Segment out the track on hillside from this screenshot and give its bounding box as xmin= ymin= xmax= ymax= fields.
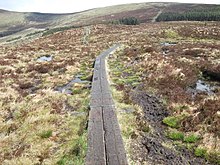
xmin=86 ymin=45 xmax=128 ymax=165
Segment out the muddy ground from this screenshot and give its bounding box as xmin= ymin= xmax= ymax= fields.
xmin=129 ymin=87 xmax=213 ymax=165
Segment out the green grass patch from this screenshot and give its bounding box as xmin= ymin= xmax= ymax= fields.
xmin=121 ymin=114 xmax=136 ymax=139
xmin=71 ymin=133 xmax=87 ymax=163
xmin=72 ymin=88 xmax=83 ymax=95
xmin=194 ymin=150 xmax=220 ymax=165
xmin=195 ymin=147 xmax=207 ymax=157
xmin=57 ymin=132 xmax=87 ymax=165
xmin=57 ymin=156 xmax=71 ymax=165
xmin=39 ymin=130 xmax=53 ymax=138
xmin=184 ymin=134 xmax=200 ymax=143
xmin=163 ymin=116 xmax=181 ymax=128
xmin=167 ymin=130 xmax=184 ymax=141
xmin=112 ymin=71 xmax=122 ymax=77
xmin=124 ymin=76 xmax=140 ymax=84
xmin=164 ymin=29 xmax=179 ymax=39
xmin=113 ymin=78 xmax=124 ymax=85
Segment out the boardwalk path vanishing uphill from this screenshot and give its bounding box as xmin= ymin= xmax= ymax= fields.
xmin=86 ymin=45 xmax=128 ymax=165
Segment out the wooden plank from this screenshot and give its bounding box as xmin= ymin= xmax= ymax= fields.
xmin=103 ymin=106 xmax=128 ymax=165
xmin=86 ymin=44 xmax=128 ymax=165
xmin=102 ymin=93 xmax=114 ymax=106
xmin=86 ymin=107 xmax=106 ymax=165
xmin=90 ymin=93 xmax=102 ymax=107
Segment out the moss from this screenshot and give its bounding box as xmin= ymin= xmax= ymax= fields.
xmin=167 ymin=130 xmax=184 ymax=141
xmin=163 ymin=116 xmax=180 ymax=128
xmin=79 ymin=73 xmax=92 ymax=81
xmin=184 ymin=134 xmax=200 ymax=143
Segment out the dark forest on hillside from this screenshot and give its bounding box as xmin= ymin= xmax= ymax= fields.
xmin=156 ymin=7 xmax=220 ymax=21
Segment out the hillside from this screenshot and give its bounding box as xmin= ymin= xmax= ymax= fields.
xmin=1 ymin=2 xmax=220 ymax=41
xmin=1 ymin=20 xmax=220 ymax=164
xmin=0 ymin=2 xmax=163 ymax=44
xmin=0 ymin=2 xmax=220 ymax=165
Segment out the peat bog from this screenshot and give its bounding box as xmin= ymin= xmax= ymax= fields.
xmin=0 ymin=21 xmax=219 ymax=164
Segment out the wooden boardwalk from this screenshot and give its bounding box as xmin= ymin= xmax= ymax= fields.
xmin=86 ymin=45 xmax=128 ymax=165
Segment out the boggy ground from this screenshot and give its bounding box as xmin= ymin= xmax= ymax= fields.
xmin=0 ymin=21 xmax=220 ymax=164
xmin=107 ymin=22 xmax=220 ymax=164
xmin=130 ymin=90 xmax=212 ymax=165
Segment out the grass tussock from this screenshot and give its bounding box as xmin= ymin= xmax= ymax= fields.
xmin=163 ymin=116 xmax=181 ymax=128
xmin=167 ymin=130 xmax=184 ymax=141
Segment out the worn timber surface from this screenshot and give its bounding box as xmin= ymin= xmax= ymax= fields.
xmin=86 ymin=45 xmax=128 ymax=165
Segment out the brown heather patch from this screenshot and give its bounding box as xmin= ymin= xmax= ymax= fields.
xmin=181 ymin=97 xmax=220 ymax=137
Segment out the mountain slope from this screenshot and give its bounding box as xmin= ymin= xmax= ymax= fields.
xmin=0 ymin=2 xmax=165 ymax=34
xmin=0 ymin=2 xmax=220 ymax=39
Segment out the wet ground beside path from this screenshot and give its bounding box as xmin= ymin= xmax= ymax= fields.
xmin=129 ymin=89 xmax=213 ymax=165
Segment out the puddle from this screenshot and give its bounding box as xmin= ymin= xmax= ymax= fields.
xmin=161 ymin=42 xmax=177 ymax=46
xmin=37 ymin=55 xmax=52 ymax=62
xmin=55 ymin=76 xmax=89 ymax=95
xmin=162 ymin=48 xmax=169 ymax=55
xmin=119 ymin=108 xmax=135 ymax=114
xmin=161 ymin=42 xmax=177 ymax=55
xmin=187 ymin=80 xmax=217 ymax=98
xmin=70 ymin=111 xmax=86 ymax=117
xmin=196 ymin=80 xmax=214 ymax=93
